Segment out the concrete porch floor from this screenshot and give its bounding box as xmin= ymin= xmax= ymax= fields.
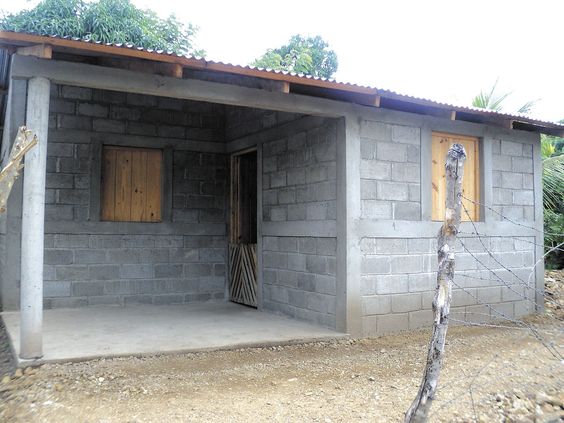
xmin=1 ymin=302 xmax=345 ymax=364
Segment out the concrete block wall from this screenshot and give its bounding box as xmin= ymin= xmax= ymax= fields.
xmin=36 ymin=85 xmax=229 ymax=308
xmin=225 ymin=106 xmax=303 ymax=141
xmin=262 ymin=236 xmax=337 ymax=328
xmin=356 ymin=110 xmax=541 ymax=336
xmin=260 ymin=118 xmax=338 ymax=328
xmin=172 ymin=151 xmax=228 ymax=224
xmin=360 ymin=236 xmax=536 ymax=336
xmin=491 ymin=138 xmax=535 ymax=221
xmin=360 ymin=120 xmax=421 ymax=220
xmin=262 ymin=119 xmax=337 ymax=223
xmin=43 ymin=233 xmax=226 ymax=308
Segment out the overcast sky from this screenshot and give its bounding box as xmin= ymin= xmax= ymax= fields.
xmin=5 ymin=0 xmax=563 ymax=122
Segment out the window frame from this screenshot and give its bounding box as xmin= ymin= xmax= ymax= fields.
xmin=431 ymin=131 xmax=481 ymax=222
xmin=89 ymin=138 xmax=173 ymax=223
xmin=420 ymin=122 xmax=486 ymax=223
xmin=100 ymin=145 xmax=163 ymax=223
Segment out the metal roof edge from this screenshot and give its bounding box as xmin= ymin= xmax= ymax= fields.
xmin=0 ymin=31 xmax=562 ymax=135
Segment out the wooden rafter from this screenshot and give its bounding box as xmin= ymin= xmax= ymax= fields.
xmin=16 ymin=43 xmax=52 ymax=59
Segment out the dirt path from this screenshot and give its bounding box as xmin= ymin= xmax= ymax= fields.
xmin=1 ymin=270 xmax=563 ymax=422
xmin=1 ymin=320 xmax=562 ymax=422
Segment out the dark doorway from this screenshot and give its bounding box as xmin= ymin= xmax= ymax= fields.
xmin=229 ymin=149 xmax=258 ymax=307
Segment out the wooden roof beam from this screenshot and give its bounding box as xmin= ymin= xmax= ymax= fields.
xmin=157 ymin=63 xmax=183 ymax=78
xmin=372 ymin=95 xmax=381 ymax=107
xmin=16 ymin=43 xmax=52 ymax=59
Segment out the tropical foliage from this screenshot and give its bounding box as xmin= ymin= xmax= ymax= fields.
xmin=472 ymin=79 xmax=536 ymax=114
xmin=0 ymin=0 xmax=203 ymax=55
xmin=252 ymin=35 xmax=338 ymax=79
xmin=541 ymin=130 xmax=564 ymax=268
xmin=473 ymin=84 xmax=563 ymax=268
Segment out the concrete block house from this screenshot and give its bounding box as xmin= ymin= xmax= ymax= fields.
xmin=0 ymin=31 xmax=562 ymax=361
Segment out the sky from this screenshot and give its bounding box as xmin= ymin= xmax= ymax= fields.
xmin=4 ymin=0 xmax=563 ymax=122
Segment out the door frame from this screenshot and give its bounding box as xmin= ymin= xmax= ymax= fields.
xmin=228 ymin=146 xmax=262 ymax=308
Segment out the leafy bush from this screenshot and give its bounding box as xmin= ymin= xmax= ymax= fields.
xmin=544 ymin=209 xmax=564 ymax=269
xmin=0 ymin=0 xmax=203 ymax=55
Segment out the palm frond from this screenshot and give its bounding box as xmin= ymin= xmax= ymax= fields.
xmin=517 ymin=100 xmax=538 ymax=114
xmin=471 ymin=78 xmax=511 ymax=112
xmin=543 ymin=154 xmax=564 ymax=211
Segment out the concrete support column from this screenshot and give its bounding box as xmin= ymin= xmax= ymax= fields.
xmin=336 ymin=115 xmax=362 ymax=336
xmin=20 ymin=77 xmax=50 ymax=359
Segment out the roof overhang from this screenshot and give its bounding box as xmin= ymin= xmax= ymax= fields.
xmin=0 ymin=31 xmax=563 ymax=137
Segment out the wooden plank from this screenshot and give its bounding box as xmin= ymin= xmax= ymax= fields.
xmin=431 ymin=133 xmax=446 ymax=221
xmin=431 ymin=132 xmax=479 ymax=221
xmin=230 ymin=155 xmax=240 ymax=243
xmin=156 ymin=62 xmax=183 ymax=78
xmin=16 ymin=43 xmax=52 ymax=59
xmin=114 ymin=149 xmax=132 ymax=221
xmin=145 ymin=149 xmax=162 ymax=222
xmin=458 ymin=137 xmax=478 ymax=221
xmin=100 ymin=148 xmax=117 ymax=221
xmin=372 ymin=95 xmax=381 ymax=107
xmin=130 ymin=149 xmax=147 ymax=221
xmin=228 ymin=243 xmax=257 ymax=307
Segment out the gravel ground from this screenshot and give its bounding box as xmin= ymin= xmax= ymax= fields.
xmin=0 ymin=272 xmax=562 ymax=422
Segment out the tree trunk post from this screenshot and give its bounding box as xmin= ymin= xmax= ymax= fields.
xmin=20 ymin=76 xmax=50 ymax=360
xmin=0 ymin=127 xmax=37 ymax=214
xmin=404 ymin=143 xmax=467 ymax=422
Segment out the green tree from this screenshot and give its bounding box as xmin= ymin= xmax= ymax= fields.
xmin=252 ymin=35 xmax=338 ymax=79
xmin=0 ymin=0 xmax=203 ymax=56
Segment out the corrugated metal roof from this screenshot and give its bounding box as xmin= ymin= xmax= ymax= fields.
xmin=0 ymin=31 xmax=563 ymax=134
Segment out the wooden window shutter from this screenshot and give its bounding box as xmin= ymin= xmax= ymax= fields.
xmin=101 ymin=146 xmax=162 ymax=222
xmin=431 ymin=132 xmax=480 ymax=221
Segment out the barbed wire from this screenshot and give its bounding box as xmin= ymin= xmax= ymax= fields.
xmin=459 ymin=201 xmax=559 ymax=307
xmin=457 ymin=230 xmax=564 ymax=252
xmin=455 ymin=237 xmax=543 ymax=310
xmin=449 ymin=316 xmax=530 ymax=330
xmin=417 ymin=187 xmax=562 ymax=421
xmin=428 ymin=337 xmax=561 ymax=420
xmin=460 ymin=194 xmax=564 ymax=237
xmin=454 ymin=272 xmax=560 ymax=310
xmin=451 ymin=278 xmax=562 ymax=360
xmin=525 ymin=241 xmax=564 ymax=285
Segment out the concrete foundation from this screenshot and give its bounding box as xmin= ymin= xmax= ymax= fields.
xmin=1 ymin=302 xmax=344 ymax=364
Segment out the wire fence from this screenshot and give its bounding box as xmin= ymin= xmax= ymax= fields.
xmin=424 ymin=192 xmax=564 ymax=421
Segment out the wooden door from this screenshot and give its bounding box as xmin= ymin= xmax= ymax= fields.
xmin=229 ymin=150 xmax=258 ymax=307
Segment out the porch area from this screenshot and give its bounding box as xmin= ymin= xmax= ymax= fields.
xmin=1 ymin=302 xmax=344 ymax=364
